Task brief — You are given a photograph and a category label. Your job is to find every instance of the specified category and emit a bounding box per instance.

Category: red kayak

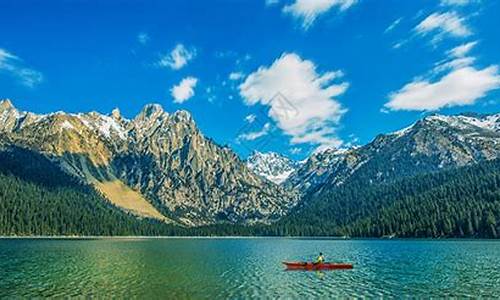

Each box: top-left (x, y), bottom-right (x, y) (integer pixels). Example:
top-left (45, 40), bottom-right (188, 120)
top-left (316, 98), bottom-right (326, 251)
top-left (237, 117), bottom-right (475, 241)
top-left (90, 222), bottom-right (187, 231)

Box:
top-left (283, 261), bottom-right (353, 270)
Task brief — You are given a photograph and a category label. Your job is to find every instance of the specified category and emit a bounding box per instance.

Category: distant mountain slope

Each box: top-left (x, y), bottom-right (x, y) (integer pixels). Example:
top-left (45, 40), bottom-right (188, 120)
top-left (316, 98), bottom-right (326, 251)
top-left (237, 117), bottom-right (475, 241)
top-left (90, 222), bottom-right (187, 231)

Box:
top-left (0, 99), bottom-right (298, 226)
top-left (274, 159), bottom-right (500, 238)
top-left (246, 151), bottom-right (302, 184)
top-left (1, 98), bottom-right (499, 236)
top-left (286, 113), bottom-right (500, 196)
top-left (0, 145), bottom-right (182, 236)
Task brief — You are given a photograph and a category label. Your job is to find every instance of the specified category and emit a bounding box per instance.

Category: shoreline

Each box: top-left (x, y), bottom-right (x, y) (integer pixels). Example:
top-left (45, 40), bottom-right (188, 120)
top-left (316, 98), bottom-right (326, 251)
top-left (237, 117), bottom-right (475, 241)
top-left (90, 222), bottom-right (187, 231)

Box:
top-left (0, 236), bottom-right (498, 241)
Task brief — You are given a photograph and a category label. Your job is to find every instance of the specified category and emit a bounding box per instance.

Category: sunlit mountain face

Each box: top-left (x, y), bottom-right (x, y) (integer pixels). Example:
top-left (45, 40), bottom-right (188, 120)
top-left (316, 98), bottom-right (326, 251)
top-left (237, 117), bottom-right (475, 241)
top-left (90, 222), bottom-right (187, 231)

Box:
top-left (1, 98), bottom-right (499, 229)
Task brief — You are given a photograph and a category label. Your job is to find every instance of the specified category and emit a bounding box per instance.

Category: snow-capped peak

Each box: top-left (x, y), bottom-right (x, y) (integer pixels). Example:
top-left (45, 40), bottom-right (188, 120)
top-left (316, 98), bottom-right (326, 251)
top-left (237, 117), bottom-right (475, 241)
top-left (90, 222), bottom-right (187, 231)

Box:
top-left (247, 151), bottom-right (301, 184)
top-left (425, 113), bottom-right (500, 132)
top-left (77, 112), bottom-right (128, 140)
top-left (0, 99), bottom-right (14, 110)
top-left (387, 112), bottom-right (500, 140)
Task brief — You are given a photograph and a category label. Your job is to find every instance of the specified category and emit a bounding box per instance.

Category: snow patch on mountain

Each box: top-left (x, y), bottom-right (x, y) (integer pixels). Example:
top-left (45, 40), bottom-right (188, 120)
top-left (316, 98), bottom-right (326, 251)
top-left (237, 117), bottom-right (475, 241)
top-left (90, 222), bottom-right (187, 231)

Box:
top-left (426, 114), bottom-right (500, 132)
top-left (388, 113), bottom-right (500, 139)
top-left (247, 151), bottom-right (302, 184)
top-left (60, 120), bottom-right (74, 130)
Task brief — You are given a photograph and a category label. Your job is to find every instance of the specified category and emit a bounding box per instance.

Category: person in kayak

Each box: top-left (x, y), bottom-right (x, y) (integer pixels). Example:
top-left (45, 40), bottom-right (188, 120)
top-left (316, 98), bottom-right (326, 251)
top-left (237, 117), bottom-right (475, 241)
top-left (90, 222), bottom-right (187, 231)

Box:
top-left (314, 252), bottom-right (325, 265)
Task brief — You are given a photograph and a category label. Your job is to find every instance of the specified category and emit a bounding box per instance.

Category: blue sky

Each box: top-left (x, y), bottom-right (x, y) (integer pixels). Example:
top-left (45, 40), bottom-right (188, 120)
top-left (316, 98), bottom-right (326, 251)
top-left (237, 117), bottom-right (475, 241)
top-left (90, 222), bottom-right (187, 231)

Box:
top-left (1, 0), bottom-right (499, 159)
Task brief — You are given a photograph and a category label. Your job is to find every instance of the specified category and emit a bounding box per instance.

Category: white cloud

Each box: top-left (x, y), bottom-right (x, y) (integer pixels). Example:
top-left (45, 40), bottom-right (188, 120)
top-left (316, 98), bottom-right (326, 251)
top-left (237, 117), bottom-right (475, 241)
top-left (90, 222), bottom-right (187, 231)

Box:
top-left (290, 147), bottom-right (302, 154)
top-left (415, 12), bottom-right (471, 42)
top-left (283, 0), bottom-right (358, 30)
top-left (389, 3), bottom-right (493, 111)
top-left (239, 53), bottom-right (348, 150)
top-left (447, 40), bottom-right (477, 58)
top-left (158, 44), bottom-right (196, 70)
top-left (0, 48), bottom-right (43, 88)
top-left (137, 32), bottom-right (149, 45)
top-left (392, 39), bottom-right (408, 49)
top-left (385, 17), bottom-right (403, 33)
top-left (386, 41), bottom-right (500, 111)
top-left (245, 114), bottom-right (257, 123)
top-left (229, 72), bottom-right (245, 81)
top-left (171, 76), bottom-right (198, 103)
top-left (440, 0), bottom-right (477, 6)
top-left (432, 56), bottom-right (476, 74)
top-left (238, 123), bottom-right (271, 141)
top-left (427, 41), bottom-right (478, 74)
top-left (385, 65), bottom-right (500, 111)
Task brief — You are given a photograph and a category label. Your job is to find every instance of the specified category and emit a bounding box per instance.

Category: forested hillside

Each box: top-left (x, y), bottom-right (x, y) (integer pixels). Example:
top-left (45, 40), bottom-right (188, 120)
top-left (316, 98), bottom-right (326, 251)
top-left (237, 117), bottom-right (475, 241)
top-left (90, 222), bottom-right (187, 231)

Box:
top-left (1, 145), bottom-right (499, 238)
top-left (0, 146), bottom-right (184, 236)
top-left (272, 159), bottom-right (500, 238)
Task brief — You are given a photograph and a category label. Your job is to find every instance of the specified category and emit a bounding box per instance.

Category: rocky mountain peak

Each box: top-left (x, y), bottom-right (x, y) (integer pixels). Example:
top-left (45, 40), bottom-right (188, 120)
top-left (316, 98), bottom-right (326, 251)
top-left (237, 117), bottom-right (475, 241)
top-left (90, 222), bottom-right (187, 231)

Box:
top-left (132, 104), bottom-right (169, 132)
top-left (247, 151), bottom-right (301, 184)
top-left (111, 108), bottom-right (122, 121)
top-left (0, 100), bottom-right (299, 226)
top-left (138, 103), bottom-right (165, 119)
top-left (421, 111), bottom-right (497, 133)
top-left (313, 147), bottom-right (348, 157)
top-left (172, 110), bottom-right (192, 123)
top-left (0, 99), bottom-right (22, 132)
top-left (0, 99), bottom-right (14, 111)
top-left (286, 111), bottom-right (500, 196)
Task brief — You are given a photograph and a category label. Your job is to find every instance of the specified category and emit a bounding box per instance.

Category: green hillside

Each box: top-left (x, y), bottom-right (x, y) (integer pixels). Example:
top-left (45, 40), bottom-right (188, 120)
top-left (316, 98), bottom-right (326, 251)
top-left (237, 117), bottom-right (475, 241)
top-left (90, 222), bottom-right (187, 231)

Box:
top-left (0, 146), bottom-right (184, 236)
top-left (1, 145), bottom-right (499, 238)
top-left (272, 159), bottom-right (500, 238)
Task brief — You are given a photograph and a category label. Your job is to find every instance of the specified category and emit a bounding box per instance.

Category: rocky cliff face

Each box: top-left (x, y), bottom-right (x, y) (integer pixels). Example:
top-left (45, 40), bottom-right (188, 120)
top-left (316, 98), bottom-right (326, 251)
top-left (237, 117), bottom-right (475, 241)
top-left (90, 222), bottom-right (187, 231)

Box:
top-left (0, 99), bottom-right (298, 226)
top-left (285, 113), bottom-right (500, 195)
top-left (246, 151), bottom-right (302, 184)
top-left (2, 98), bottom-right (498, 226)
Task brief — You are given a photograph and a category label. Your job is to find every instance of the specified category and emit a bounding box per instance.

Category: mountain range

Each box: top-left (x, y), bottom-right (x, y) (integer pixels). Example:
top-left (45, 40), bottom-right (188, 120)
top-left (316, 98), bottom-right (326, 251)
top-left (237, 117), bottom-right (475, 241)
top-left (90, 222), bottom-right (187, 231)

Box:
top-left (285, 113), bottom-right (500, 195)
top-left (1, 99), bottom-right (499, 237)
top-left (0, 99), bottom-right (296, 226)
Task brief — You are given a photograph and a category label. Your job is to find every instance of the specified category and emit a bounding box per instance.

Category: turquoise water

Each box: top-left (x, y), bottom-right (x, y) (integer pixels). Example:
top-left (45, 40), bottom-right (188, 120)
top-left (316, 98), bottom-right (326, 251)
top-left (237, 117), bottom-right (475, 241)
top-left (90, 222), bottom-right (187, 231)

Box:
top-left (1, 238), bottom-right (499, 298)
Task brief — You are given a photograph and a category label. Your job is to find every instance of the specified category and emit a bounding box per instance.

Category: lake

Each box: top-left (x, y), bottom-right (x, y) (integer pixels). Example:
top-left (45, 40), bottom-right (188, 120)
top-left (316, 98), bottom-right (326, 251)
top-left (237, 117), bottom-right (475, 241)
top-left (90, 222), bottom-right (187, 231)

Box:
top-left (1, 238), bottom-right (499, 298)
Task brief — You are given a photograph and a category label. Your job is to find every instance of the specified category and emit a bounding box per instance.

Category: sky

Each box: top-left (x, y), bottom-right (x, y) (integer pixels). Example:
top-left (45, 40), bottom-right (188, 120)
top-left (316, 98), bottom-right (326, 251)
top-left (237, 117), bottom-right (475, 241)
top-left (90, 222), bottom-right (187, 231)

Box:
top-left (1, 0), bottom-right (500, 159)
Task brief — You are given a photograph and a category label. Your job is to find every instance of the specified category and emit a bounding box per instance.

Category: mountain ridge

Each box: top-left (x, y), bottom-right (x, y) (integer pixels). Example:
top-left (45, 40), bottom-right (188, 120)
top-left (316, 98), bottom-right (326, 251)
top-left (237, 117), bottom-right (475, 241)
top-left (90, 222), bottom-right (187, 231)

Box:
top-left (0, 99), bottom-right (298, 226)
top-left (285, 111), bottom-right (500, 196)
top-left (1, 98), bottom-right (499, 234)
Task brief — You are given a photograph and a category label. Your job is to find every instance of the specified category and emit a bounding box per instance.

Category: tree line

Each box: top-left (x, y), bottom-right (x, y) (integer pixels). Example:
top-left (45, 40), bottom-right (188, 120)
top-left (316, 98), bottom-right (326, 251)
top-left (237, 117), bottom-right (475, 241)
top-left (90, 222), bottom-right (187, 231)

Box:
top-left (0, 146), bottom-right (499, 238)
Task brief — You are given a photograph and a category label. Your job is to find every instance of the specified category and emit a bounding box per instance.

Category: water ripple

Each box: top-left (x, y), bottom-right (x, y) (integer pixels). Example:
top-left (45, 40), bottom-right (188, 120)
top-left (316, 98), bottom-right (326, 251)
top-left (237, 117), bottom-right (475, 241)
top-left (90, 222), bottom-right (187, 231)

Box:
top-left (1, 239), bottom-right (500, 298)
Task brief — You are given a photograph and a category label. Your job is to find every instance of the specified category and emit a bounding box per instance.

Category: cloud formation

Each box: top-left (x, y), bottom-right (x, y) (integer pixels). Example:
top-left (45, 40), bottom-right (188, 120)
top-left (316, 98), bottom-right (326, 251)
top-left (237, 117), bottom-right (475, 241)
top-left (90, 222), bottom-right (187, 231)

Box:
top-left (447, 40), bottom-right (477, 57)
top-left (245, 114), bottom-right (257, 123)
top-left (386, 67), bottom-right (500, 111)
top-left (171, 76), bottom-right (198, 103)
top-left (415, 12), bottom-right (471, 42)
top-left (239, 53), bottom-right (348, 149)
top-left (385, 42), bottom-right (500, 111)
top-left (158, 44), bottom-right (196, 70)
top-left (385, 17), bottom-right (403, 34)
top-left (440, 0), bottom-right (477, 6)
top-left (0, 48), bottom-right (43, 88)
top-left (229, 72), bottom-right (245, 81)
top-left (283, 0), bottom-right (357, 30)
top-left (238, 123), bottom-right (271, 141)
